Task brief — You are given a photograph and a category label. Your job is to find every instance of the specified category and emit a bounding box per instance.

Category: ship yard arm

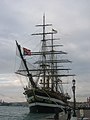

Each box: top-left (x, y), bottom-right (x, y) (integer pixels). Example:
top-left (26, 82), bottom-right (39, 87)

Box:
top-left (15, 41), bottom-right (36, 88)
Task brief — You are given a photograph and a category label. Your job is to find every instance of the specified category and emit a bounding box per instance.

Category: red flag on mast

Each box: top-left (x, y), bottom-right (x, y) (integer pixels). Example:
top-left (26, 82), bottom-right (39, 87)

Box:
top-left (23, 47), bottom-right (31, 56)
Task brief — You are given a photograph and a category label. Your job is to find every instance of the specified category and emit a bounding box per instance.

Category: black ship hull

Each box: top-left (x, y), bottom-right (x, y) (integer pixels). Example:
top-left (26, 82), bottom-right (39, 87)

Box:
top-left (30, 104), bottom-right (62, 113)
top-left (24, 88), bottom-right (69, 113)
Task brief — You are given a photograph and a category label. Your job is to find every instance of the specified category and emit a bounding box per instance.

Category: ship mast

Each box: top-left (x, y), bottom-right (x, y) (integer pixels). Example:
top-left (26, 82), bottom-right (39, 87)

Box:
top-left (51, 31), bottom-right (55, 91)
top-left (51, 30), bottom-right (58, 91)
top-left (32, 14), bottom-right (52, 88)
top-left (42, 14), bottom-right (46, 87)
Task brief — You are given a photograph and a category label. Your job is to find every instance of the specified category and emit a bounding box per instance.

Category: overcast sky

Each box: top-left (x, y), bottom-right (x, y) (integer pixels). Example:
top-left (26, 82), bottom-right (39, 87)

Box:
top-left (0, 0), bottom-right (90, 102)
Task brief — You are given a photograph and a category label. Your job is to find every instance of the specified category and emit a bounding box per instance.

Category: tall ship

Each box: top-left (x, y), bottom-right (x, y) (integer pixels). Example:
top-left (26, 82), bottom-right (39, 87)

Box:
top-left (15, 15), bottom-right (74, 113)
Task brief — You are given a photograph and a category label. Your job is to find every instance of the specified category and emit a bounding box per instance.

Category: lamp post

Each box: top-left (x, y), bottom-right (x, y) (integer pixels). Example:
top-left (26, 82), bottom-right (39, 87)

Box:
top-left (72, 79), bottom-right (76, 117)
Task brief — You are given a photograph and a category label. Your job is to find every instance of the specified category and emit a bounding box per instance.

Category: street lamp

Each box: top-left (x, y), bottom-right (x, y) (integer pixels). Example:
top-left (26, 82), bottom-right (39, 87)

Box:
top-left (72, 79), bottom-right (76, 117)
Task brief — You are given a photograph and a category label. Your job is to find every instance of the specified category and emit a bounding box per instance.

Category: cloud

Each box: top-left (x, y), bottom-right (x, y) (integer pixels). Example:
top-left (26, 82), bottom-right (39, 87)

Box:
top-left (0, 74), bottom-right (26, 102)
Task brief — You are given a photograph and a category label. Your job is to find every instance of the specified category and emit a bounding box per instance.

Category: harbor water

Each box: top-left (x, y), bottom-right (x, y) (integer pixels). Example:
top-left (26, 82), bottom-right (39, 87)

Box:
top-left (0, 106), bottom-right (54, 120)
top-left (0, 106), bottom-right (90, 120)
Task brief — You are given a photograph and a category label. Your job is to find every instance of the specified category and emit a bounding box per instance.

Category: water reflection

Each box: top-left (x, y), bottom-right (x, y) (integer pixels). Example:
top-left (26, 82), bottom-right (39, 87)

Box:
top-left (23, 113), bottom-right (54, 120)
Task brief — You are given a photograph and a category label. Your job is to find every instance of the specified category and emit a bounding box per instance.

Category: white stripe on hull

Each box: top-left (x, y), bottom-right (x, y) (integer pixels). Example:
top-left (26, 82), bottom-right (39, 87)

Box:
top-left (28, 102), bottom-right (65, 108)
top-left (27, 95), bottom-right (66, 105)
top-left (36, 95), bottom-right (66, 105)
